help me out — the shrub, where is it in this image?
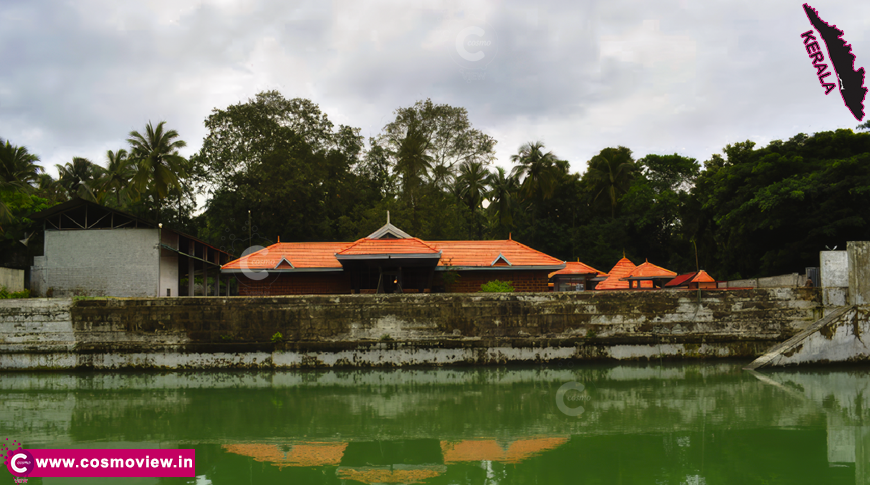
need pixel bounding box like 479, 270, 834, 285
0, 286, 30, 299
271, 332, 283, 343
479, 280, 515, 293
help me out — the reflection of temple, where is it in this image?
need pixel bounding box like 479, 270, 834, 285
440, 437, 568, 464
222, 436, 569, 483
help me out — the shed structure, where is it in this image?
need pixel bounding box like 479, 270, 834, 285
29, 199, 233, 297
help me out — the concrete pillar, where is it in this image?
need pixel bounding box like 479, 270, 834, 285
214, 251, 220, 296
188, 240, 195, 297
202, 246, 209, 296
848, 241, 870, 306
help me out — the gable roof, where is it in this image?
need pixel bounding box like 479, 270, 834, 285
336, 237, 440, 259
549, 261, 605, 278
366, 222, 412, 240
29, 197, 232, 258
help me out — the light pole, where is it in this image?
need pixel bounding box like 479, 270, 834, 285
157, 223, 162, 297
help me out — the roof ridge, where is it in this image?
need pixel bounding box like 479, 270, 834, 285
504, 238, 564, 264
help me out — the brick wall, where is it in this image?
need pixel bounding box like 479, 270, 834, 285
239, 272, 351, 296
31, 229, 159, 297
439, 270, 549, 293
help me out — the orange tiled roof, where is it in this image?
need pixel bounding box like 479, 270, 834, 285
691, 270, 715, 283
224, 238, 564, 271
549, 261, 604, 278
221, 242, 348, 271
432, 240, 565, 268
622, 259, 677, 279
337, 237, 439, 256
596, 257, 651, 290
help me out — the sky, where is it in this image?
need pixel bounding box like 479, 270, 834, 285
2, 0, 869, 186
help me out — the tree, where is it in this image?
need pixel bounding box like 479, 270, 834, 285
691, 129, 870, 277
127, 120, 188, 220
380, 98, 496, 177
56, 157, 103, 202
0, 139, 43, 226
487, 166, 519, 236
583, 146, 637, 219
101, 149, 136, 208
199, 91, 359, 191
509, 141, 561, 202
455, 161, 490, 239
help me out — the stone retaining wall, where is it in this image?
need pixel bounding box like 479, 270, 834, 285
0, 288, 822, 369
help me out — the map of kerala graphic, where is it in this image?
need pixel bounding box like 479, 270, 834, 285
803, 3, 867, 121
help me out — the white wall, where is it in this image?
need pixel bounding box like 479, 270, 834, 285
0, 267, 25, 292
32, 228, 159, 297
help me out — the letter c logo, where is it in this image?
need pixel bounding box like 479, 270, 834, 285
556, 381, 586, 416
10, 453, 28, 474
456, 26, 486, 61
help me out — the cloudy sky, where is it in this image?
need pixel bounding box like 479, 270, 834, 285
2, 0, 868, 185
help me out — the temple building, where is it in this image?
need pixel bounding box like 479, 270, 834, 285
221, 220, 566, 295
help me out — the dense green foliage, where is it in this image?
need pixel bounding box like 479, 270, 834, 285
479, 280, 515, 293
4, 91, 870, 280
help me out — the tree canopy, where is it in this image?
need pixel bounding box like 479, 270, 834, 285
5, 92, 870, 282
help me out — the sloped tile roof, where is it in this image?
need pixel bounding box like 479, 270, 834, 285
431, 240, 565, 268
549, 261, 605, 278
665, 272, 697, 287
623, 259, 677, 279
691, 270, 716, 283
221, 242, 348, 271
222, 238, 564, 271
664, 270, 717, 287
337, 237, 439, 256
596, 257, 651, 290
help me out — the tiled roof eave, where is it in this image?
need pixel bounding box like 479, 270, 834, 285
221, 267, 343, 273
335, 252, 442, 260
436, 264, 566, 271
620, 275, 675, 281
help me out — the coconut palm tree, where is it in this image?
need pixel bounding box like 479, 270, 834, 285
393, 122, 432, 231
454, 161, 490, 239
585, 146, 636, 219
429, 163, 454, 193
56, 157, 103, 202
509, 141, 560, 202
486, 166, 518, 236
127, 121, 188, 220
102, 149, 136, 208
35, 173, 65, 204
0, 138, 44, 226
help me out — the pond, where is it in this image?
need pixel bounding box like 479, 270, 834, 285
2, 362, 869, 484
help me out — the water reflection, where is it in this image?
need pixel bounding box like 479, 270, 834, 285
1, 364, 869, 484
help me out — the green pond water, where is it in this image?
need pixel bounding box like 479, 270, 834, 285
3, 362, 870, 484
